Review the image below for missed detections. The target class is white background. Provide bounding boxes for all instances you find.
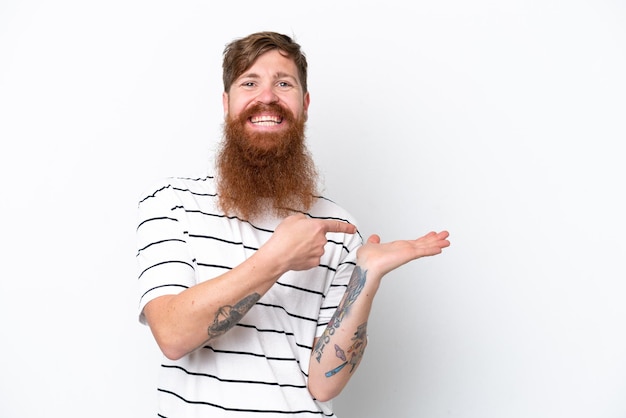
[1,1,625,417]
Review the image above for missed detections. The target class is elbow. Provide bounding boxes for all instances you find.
[159,343,187,361]
[143,300,195,361]
[150,326,193,361]
[311,392,338,404]
[308,380,344,403]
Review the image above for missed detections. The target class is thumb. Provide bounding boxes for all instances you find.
[366,234,381,244]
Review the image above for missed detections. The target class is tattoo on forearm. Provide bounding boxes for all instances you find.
[207,293,260,340]
[325,322,368,377]
[314,266,366,362]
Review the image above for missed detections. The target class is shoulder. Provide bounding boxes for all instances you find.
[308,195,357,224]
[308,195,362,244]
[137,175,217,205]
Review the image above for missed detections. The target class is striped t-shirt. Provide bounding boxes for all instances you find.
[136,176,362,417]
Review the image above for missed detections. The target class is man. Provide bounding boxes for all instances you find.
[136,31,450,417]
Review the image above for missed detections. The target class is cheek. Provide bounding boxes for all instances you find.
[283,100,304,119]
[226,95,250,118]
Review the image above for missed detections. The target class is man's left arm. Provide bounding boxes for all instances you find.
[307,230,450,401]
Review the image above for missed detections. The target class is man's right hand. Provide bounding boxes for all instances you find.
[264,214,357,272]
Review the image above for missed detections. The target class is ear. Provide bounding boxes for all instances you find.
[222,91,229,118]
[303,91,310,121]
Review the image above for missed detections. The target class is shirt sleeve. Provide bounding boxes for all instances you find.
[135,180,197,324]
[315,223,363,338]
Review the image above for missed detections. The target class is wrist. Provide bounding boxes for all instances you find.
[245,248,287,284]
[351,264,383,295]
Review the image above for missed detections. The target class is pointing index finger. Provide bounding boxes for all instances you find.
[322,219,357,235]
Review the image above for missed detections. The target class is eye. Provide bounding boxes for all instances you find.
[277,81,293,89]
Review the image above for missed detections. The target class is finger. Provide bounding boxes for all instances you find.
[435,231,451,247]
[423,230,450,241]
[437,230,450,239]
[366,234,380,244]
[321,219,357,234]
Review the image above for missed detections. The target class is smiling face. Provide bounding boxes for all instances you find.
[216,48,318,220]
[222,49,310,147]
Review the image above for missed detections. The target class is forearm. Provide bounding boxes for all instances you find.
[142,215,359,361]
[143,249,284,360]
[308,265,382,401]
[308,230,451,400]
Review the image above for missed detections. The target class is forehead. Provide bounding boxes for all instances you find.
[238,50,299,81]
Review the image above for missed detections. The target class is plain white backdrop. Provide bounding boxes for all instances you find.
[1,1,625,417]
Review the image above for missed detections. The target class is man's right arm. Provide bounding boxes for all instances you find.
[142,214,357,360]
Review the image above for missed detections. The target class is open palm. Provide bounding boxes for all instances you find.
[357,231,450,278]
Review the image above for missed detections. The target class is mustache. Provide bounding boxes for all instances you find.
[236,102,296,123]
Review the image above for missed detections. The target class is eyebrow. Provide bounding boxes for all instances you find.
[239,71,299,84]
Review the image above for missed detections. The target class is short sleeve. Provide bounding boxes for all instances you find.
[135,180,197,324]
[315,225,363,337]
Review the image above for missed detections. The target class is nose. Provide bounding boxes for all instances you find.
[256,85,279,104]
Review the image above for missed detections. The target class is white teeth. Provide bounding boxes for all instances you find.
[251,115,282,125]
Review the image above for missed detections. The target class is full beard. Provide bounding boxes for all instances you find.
[216,103,318,220]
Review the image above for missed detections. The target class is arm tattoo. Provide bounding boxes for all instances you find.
[325,322,368,377]
[207,293,260,340]
[314,266,366,362]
